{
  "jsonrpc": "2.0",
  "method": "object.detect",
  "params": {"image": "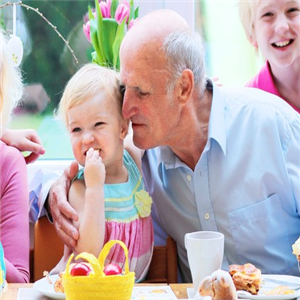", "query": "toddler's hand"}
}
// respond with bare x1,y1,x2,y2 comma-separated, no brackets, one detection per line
84,148,105,188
